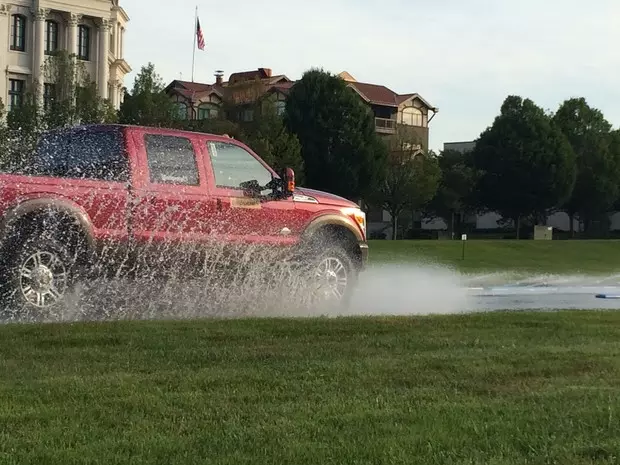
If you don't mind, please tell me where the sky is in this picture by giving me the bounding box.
[120,0,620,152]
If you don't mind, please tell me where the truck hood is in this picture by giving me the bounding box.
[294,187,359,208]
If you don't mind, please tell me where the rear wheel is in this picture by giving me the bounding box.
[0,234,82,320]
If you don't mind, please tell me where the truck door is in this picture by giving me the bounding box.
[127,129,217,269]
[201,138,303,247]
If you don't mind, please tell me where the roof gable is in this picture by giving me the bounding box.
[339,70,436,110]
[346,81,399,107]
[165,80,224,101]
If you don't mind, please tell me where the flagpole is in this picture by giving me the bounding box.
[191,6,197,82]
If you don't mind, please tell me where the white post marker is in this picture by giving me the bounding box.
[461,234,467,260]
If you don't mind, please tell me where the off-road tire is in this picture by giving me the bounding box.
[300,242,359,310]
[0,233,82,320]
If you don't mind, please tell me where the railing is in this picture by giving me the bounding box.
[375,117,397,134]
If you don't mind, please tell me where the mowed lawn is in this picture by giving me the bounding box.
[2,311,620,464]
[369,239,620,274]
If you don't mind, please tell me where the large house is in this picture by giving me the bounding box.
[337,71,437,151]
[164,68,437,150]
[164,68,293,122]
[164,68,438,239]
[0,0,131,112]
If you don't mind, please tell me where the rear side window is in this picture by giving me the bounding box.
[33,128,128,182]
[144,134,199,185]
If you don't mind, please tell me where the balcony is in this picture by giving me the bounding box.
[375,117,397,134]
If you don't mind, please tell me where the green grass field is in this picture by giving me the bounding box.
[2,312,620,464]
[369,239,620,274]
[3,240,620,464]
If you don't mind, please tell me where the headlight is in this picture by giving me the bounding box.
[342,207,366,239]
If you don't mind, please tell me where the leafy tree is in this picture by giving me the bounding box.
[552,97,620,236]
[41,50,114,128]
[0,98,10,168]
[1,51,112,171]
[178,117,244,140]
[368,126,440,239]
[3,89,41,172]
[427,148,480,237]
[216,78,304,179]
[118,62,178,126]
[237,97,304,183]
[471,95,576,238]
[284,68,387,200]
[76,82,117,124]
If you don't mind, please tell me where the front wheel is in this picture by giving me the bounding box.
[302,244,359,309]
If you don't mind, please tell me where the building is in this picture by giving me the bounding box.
[165,68,438,239]
[0,0,130,112]
[443,140,475,153]
[165,68,293,121]
[338,72,437,151]
[164,68,437,149]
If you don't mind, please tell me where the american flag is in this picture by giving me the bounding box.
[196,16,205,50]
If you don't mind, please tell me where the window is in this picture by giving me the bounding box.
[8,79,24,111]
[43,83,56,111]
[274,100,286,116]
[207,141,272,191]
[176,102,187,119]
[44,20,59,54]
[10,14,26,51]
[145,134,199,185]
[31,127,128,182]
[77,25,90,60]
[402,107,424,127]
[197,103,219,120]
[240,108,254,122]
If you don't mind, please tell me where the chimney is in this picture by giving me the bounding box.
[214,70,224,85]
[259,67,272,77]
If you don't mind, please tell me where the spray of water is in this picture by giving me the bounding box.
[2,127,620,324]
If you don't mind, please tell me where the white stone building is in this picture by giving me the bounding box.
[0,0,130,111]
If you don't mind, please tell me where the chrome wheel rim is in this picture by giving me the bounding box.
[313,256,348,301]
[19,251,68,308]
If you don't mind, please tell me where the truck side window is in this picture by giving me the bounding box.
[144,134,199,186]
[34,128,128,182]
[207,141,272,190]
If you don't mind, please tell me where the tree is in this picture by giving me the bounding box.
[0,98,10,169]
[0,51,113,172]
[41,50,115,128]
[427,148,481,237]
[118,62,178,126]
[471,95,576,238]
[236,97,304,183]
[552,98,620,236]
[284,68,387,200]
[3,89,41,172]
[368,126,441,239]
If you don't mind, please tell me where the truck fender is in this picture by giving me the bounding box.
[300,214,364,243]
[0,198,96,254]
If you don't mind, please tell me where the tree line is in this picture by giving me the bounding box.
[1,57,619,240]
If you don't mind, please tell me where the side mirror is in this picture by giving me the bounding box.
[284,167,295,196]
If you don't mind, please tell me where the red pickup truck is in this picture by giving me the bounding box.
[0,124,368,314]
